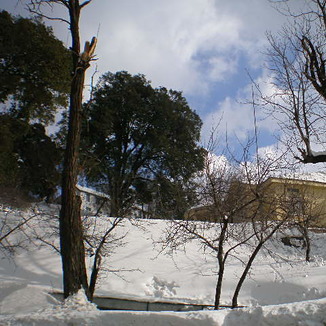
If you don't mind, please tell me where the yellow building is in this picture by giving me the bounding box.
[260,176,326,227]
[185,175,326,227]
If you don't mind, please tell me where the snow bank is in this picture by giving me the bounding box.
[1,207,326,325]
[0,296,326,325]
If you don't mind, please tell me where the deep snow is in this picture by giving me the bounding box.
[1,204,326,325]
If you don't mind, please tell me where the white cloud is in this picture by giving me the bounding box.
[201,97,253,142]
[86,0,240,92]
[75,0,292,94]
[4,0,310,160]
[4,0,301,95]
[208,56,238,82]
[200,67,285,153]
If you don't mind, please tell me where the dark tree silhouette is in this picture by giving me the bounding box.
[81,71,205,219]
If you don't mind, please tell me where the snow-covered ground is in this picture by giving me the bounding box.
[1,204,326,325]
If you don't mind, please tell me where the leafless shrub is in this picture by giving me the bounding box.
[161,134,299,309]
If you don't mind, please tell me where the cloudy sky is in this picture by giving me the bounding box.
[2,0,307,155]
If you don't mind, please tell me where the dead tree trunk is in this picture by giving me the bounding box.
[60,65,89,298]
[59,0,96,299]
[26,0,97,300]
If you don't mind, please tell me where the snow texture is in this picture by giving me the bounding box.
[1,204,326,325]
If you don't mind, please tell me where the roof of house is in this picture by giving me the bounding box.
[76,185,110,199]
[265,172,326,187]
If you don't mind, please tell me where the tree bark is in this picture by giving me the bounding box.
[214,219,228,310]
[88,252,101,302]
[59,0,92,299]
[304,229,311,263]
[298,223,311,262]
[231,241,263,308]
[231,224,282,308]
[60,66,89,298]
[26,0,96,301]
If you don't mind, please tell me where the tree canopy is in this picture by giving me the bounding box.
[0,11,70,200]
[81,71,205,218]
[0,10,71,124]
[0,115,61,201]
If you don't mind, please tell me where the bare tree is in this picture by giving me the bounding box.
[1,203,59,256]
[263,0,326,164]
[162,137,296,309]
[24,206,127,302]
[83,215,125,301]
[280,184,326,262]
[26,0,97,299]
[0,205,37,256]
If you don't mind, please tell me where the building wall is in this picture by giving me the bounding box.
[185,178,326,227]
[260,178,326,227]
[77,187,110,216]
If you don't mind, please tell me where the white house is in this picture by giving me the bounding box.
[76,185,110,215]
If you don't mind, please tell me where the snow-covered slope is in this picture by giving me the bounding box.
[1,205,326,325]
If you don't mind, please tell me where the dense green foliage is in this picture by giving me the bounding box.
[0,115,61,201]
[0,11,69,199]
[0,11,71,124]
[81,71,205,218]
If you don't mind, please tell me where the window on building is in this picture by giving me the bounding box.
[286,187,304,218]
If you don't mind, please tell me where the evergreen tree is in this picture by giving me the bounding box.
[81,71,205,218]
[0,11,70,200]
[0,10,71,124]
[0,115,20,187]
[0,115,61,201]
[16,122,61,201]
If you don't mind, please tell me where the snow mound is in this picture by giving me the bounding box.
[144,276,179,298]
[62,289,98,311]
[0,290,100,326]
[262,297,326,325]
[1,298,326,326]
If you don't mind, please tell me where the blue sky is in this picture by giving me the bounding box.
[2,0,307,156]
